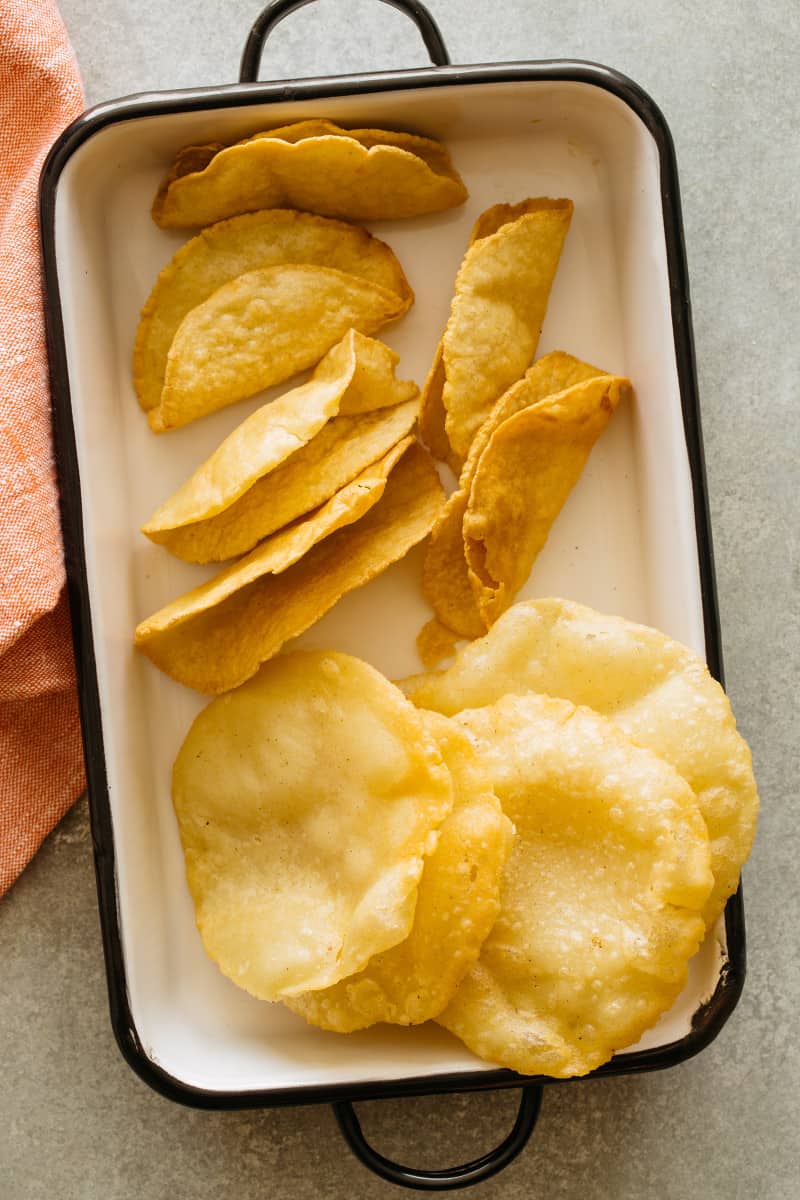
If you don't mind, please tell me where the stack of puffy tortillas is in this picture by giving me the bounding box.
[172,604,758,1077]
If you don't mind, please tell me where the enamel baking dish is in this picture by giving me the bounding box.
[40,0,745,1188]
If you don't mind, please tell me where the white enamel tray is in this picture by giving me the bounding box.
[41,5,743,1184]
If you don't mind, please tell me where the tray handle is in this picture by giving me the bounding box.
[240,0,450,82]
[331,1085,543,1191]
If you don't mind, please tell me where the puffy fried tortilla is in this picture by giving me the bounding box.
[152,120,468,227]
[172,650,453,1000]
[403,598,760,927]
[437,692,713,1077]
[149,265,407,431]
[285,713,514,1031]
[134,209,413,412]
[136,441,444,693]
[143,331,418,562]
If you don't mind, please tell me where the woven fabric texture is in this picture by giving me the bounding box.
[0,0,86,897]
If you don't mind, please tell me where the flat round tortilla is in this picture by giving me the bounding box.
[285,713,514,1031]
[172,651,453,1001]
[437,692,713,1077]
[403,598,759,927]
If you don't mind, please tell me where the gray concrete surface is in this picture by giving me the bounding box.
[2,1,798,1196]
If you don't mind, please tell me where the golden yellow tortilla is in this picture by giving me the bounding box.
[437,692,712,1077]
[134,209,412,412]
[152,120,468,227]
[419,199,573,465]
[403,597,760,928]
[463,373,629,626]
[285,713,514,1031]
[136,442,444,693]
[149,264,407,431]
[421,352,607,644]
[142,331,418,561]
[172,650,453,1000]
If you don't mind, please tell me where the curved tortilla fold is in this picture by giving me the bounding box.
[464,372,629,627]
[420,199,573,465]
[149,265,407,432]
[239,121,461,185]
[418,202,520,469]
[152,119,468,228]
[418,344,459,473]
[143,331,418,562]
[151,141,226,210]
[136,441,444,693]
[284,713,514,1032]
[402,597,760,929]
[149,401,419,565]
[134,209,413,412]
[422,351,606,643]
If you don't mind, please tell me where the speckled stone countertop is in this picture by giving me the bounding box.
[2,2,797,1197]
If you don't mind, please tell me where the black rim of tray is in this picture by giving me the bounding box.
[39,59,746,1116]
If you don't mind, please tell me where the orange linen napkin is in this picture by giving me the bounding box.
[1,0,86,897]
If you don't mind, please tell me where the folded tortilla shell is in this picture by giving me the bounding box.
[464,373,629,627]
[152,400,419,564]
[152,121,468,227]
[418,343,461,474]
[239,120,461,181]
[143,331,418,560]
[134,209,413,412]
[421,352,607,642]
[440,198,573,462]
[135,441,444,692]
[417,203,514,469]
[149,265,407,431]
